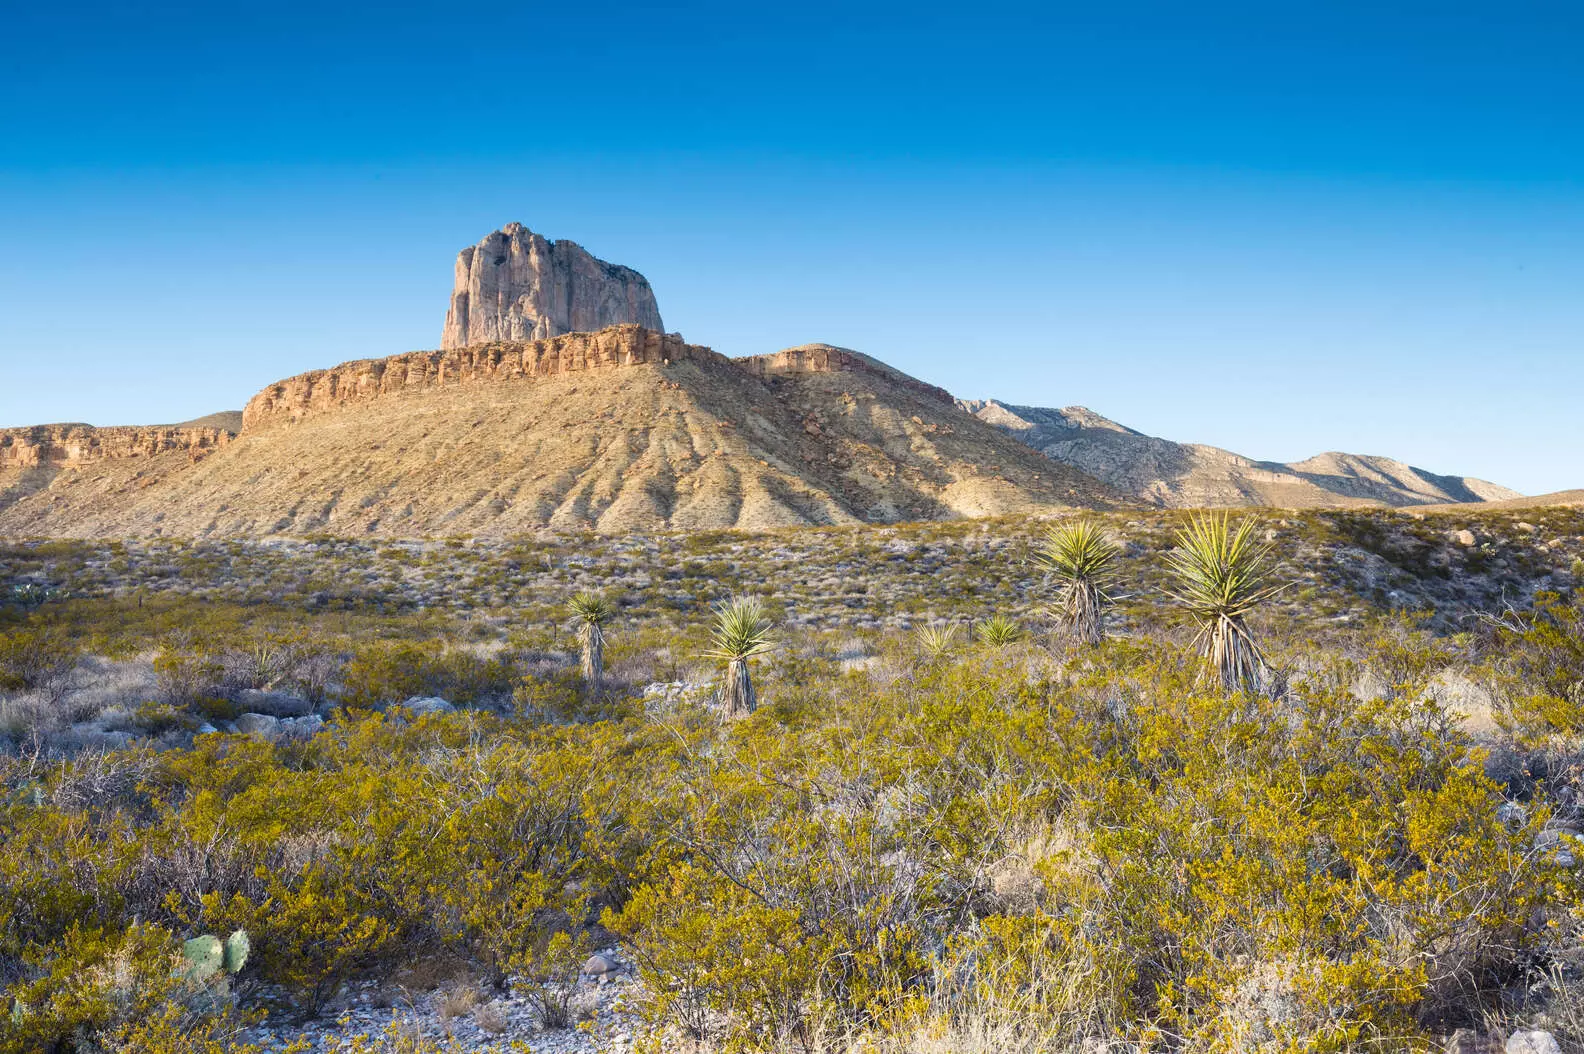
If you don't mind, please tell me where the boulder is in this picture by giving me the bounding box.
[399,696,455,716]
[234,713,281,738]
[1507,1032,1562,1054]
[1451,529,1478,547]
[582,953,620,977]
[279,714,325,739]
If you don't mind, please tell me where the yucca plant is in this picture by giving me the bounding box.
[566,591,616,696]
[1036,519,1121,647]
[913,622,960,663]
[706,596,775,716]
[1164,513,1282,693]
[978,614,1023,648]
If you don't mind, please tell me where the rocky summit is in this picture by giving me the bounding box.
[440,223,664,348]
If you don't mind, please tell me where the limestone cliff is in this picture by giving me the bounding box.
[244,326,719,430]
[441,223,664,348]
[0,424,234,470]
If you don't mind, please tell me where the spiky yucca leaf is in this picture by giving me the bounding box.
[705,596,775,661]
[978,614,1023,648]
[1164,514,1280,620]
[1164,513,1282,693]
[1036,520,1121,647]
[1037,520,1120,586]
[914,622,960,662]
[566,590,615,626]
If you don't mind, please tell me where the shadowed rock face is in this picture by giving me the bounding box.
[441,223,663,348]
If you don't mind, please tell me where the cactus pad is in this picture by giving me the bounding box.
[223,929,250,974]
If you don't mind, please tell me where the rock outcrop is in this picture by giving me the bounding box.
[245,326,717,430]
[737,344,955,405]
[0,424,235,470]
[441,223,663,348]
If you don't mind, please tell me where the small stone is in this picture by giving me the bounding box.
[1507,1031,1562,1054]
[1451,529,1477,547]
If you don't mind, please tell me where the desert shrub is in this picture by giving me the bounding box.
[2,613,1582,1051]
[1487,592,1584,746]
[337,641,516,708]
[131,700,198,736]
[0,625,79,695]
[190,695,240,724]
[1,922,256,1054]
[153,638,223,706]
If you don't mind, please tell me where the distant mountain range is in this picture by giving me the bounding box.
[0,222,1547,539]
[961,400,1520,509]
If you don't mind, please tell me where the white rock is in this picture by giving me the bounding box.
[1506,1031,1562,1054]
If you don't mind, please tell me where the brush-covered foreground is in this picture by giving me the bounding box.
[3,509,1584,1053]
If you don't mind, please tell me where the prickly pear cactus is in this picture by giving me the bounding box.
[223,929,250,974]
[181,934,224,980]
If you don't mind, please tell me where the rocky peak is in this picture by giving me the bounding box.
[441,223,664,348]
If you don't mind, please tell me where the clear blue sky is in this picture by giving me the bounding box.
[1,1,1579,494]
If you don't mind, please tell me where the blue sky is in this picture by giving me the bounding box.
[1,1,1579,493]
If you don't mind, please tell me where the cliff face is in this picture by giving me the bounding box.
[0,425,234,470]
[244,325,721,430]
[441,223,664,348]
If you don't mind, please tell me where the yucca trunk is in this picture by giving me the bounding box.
[579,623,605,695]
[721,656,756,716]
[1207,614,1264,694]
[1062,579,1106,647]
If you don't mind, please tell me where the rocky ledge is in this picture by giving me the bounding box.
[241,326,723,430]
[0,424,235,470]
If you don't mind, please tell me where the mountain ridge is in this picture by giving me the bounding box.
[0,328,1121,537]
[962,399,1521,509]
